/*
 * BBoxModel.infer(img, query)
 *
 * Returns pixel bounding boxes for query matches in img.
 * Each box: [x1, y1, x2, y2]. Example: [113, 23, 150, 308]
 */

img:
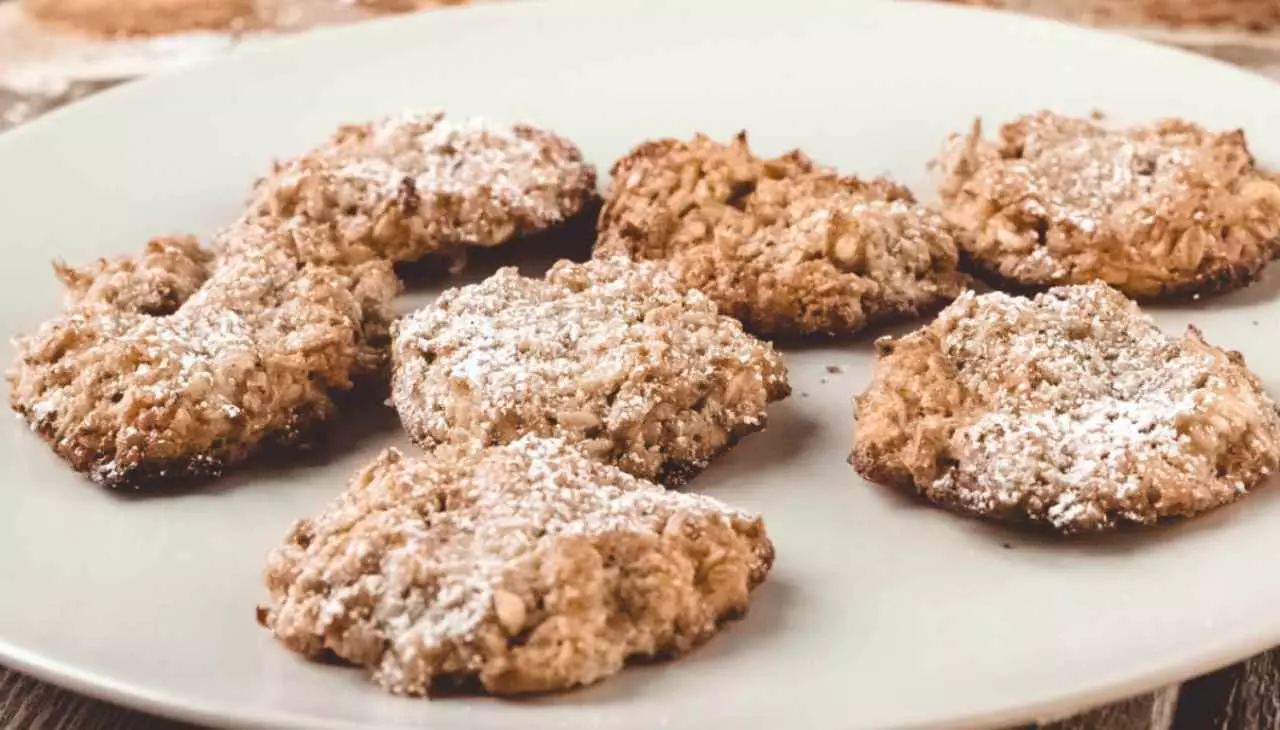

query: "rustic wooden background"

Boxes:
[3, 1, 1280, 728]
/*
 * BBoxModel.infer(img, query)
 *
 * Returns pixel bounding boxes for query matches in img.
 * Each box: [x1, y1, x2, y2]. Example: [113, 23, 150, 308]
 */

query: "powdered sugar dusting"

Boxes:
[890, 282, 1280, 532]
[8, 221, 397, 488]
[390, 256, 789, 483]
[1002, 121, 1206, 232]
[9, 110, 596, 490]
[934, 111, 1280, 297]
[261, 436, 773, 695]
[254, 111, 597, 260]
[414, 116, 559, 208]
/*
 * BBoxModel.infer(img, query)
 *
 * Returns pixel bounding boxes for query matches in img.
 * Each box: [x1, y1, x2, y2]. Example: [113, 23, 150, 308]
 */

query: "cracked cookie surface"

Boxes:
[852, 282, 1280, 532]
[391, 256, 789, 485]
[8, 220, 398, 489]
[596, 132, 970, 336]
[251, 111, 598, 268]
[934, 111, 1280, 298]
[259, 435, 774, 696]
[8, 110, 596, 490]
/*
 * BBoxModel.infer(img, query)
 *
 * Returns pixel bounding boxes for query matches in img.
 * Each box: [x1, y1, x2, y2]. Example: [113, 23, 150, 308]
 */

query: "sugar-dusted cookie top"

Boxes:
[391, 255, 789, 485]
[260, 436, 773, 695]
[8, 220, 398, 489]
[852, 281, 1280, 532]
[252, 111, 597, 266]
[935, 111, 1280, 298]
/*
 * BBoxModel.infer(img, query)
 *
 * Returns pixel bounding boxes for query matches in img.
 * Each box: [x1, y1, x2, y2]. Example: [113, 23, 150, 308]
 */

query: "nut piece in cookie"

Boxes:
[596, 132, 971, 336]
[251, 111, 598, 268]
[259, 436, 774, 696]
[851, 282, 1280, 533]
[391, 256, 789, 485]
[934, 111, 1280, 298]
[7, 220, 398, 489]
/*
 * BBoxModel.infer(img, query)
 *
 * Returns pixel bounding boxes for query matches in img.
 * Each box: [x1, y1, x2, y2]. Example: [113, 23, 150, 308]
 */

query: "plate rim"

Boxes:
[3, 603, 1276, 730]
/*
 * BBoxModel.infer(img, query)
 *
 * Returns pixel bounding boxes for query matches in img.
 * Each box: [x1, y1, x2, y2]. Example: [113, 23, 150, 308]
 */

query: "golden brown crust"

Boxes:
[22, 0, 255, 35]
[934, 112, 1280, 299]
[596, 133, 971, 336]
[8, 220, 399, 489]
[390, 256, 790, 485]
[9, 111, 597, 490]
[260, 436, 774, 696]
[852, 282, 1280, 533]
[250, 112, 598, 267]
[53, 235, 214, 315]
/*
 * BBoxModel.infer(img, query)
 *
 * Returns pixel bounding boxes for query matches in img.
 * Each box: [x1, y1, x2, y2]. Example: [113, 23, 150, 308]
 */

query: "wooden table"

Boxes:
[3, 3, 1280, 729]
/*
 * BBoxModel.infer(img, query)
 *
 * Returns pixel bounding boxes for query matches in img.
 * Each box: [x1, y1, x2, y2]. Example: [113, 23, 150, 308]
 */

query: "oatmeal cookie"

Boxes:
[22, 0, 255, 35]
[851, 282, 1280, 533]
[935, 112, 1280, 298]
[8, 220, 398, 489]
[259, 435, 773, 696]
[596, 132, 970, 336]
[52, 234, 213, 314]
[213, 216, 400, 364]
[391, 256, 789, 485]
[7, 110, 595, 490]
[251, 111, 598, 268]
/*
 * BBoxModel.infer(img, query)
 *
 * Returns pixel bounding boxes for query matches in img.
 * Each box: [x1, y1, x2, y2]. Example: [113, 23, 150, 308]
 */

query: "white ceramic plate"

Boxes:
[1, 1, 1279, 728]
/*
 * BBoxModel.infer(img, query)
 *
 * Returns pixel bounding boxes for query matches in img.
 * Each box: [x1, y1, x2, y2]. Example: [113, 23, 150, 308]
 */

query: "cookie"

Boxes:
[391, 256, 789, 485]
[259, 435, 774, 696]
[22, 0, 255, 35]
[934, 112, 1280, 298]
[7, 110, 597, 489]
[251, 111, 598, 269]
[851, 282, 1280, 533]
[596, 132, 971, 336]
[53, 233, 214, 314]
[8, 220, 398, 489]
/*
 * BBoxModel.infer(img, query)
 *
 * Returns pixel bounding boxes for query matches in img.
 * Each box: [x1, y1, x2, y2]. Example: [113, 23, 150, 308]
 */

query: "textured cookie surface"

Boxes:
[7, 109, 597, 489]
[596, 133, 970, 335]
[391, 256, 789, 484]
[259, 436, 774, 696]
[7, 220, 398, 489]
[251, 111, 597, 267]
[852, 282, 1280, 532]
[935, 112, 1280, 298]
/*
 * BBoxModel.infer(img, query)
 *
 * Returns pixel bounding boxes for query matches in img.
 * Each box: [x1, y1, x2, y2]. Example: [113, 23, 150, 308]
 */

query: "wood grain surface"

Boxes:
[3, 1, 1280, 728]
